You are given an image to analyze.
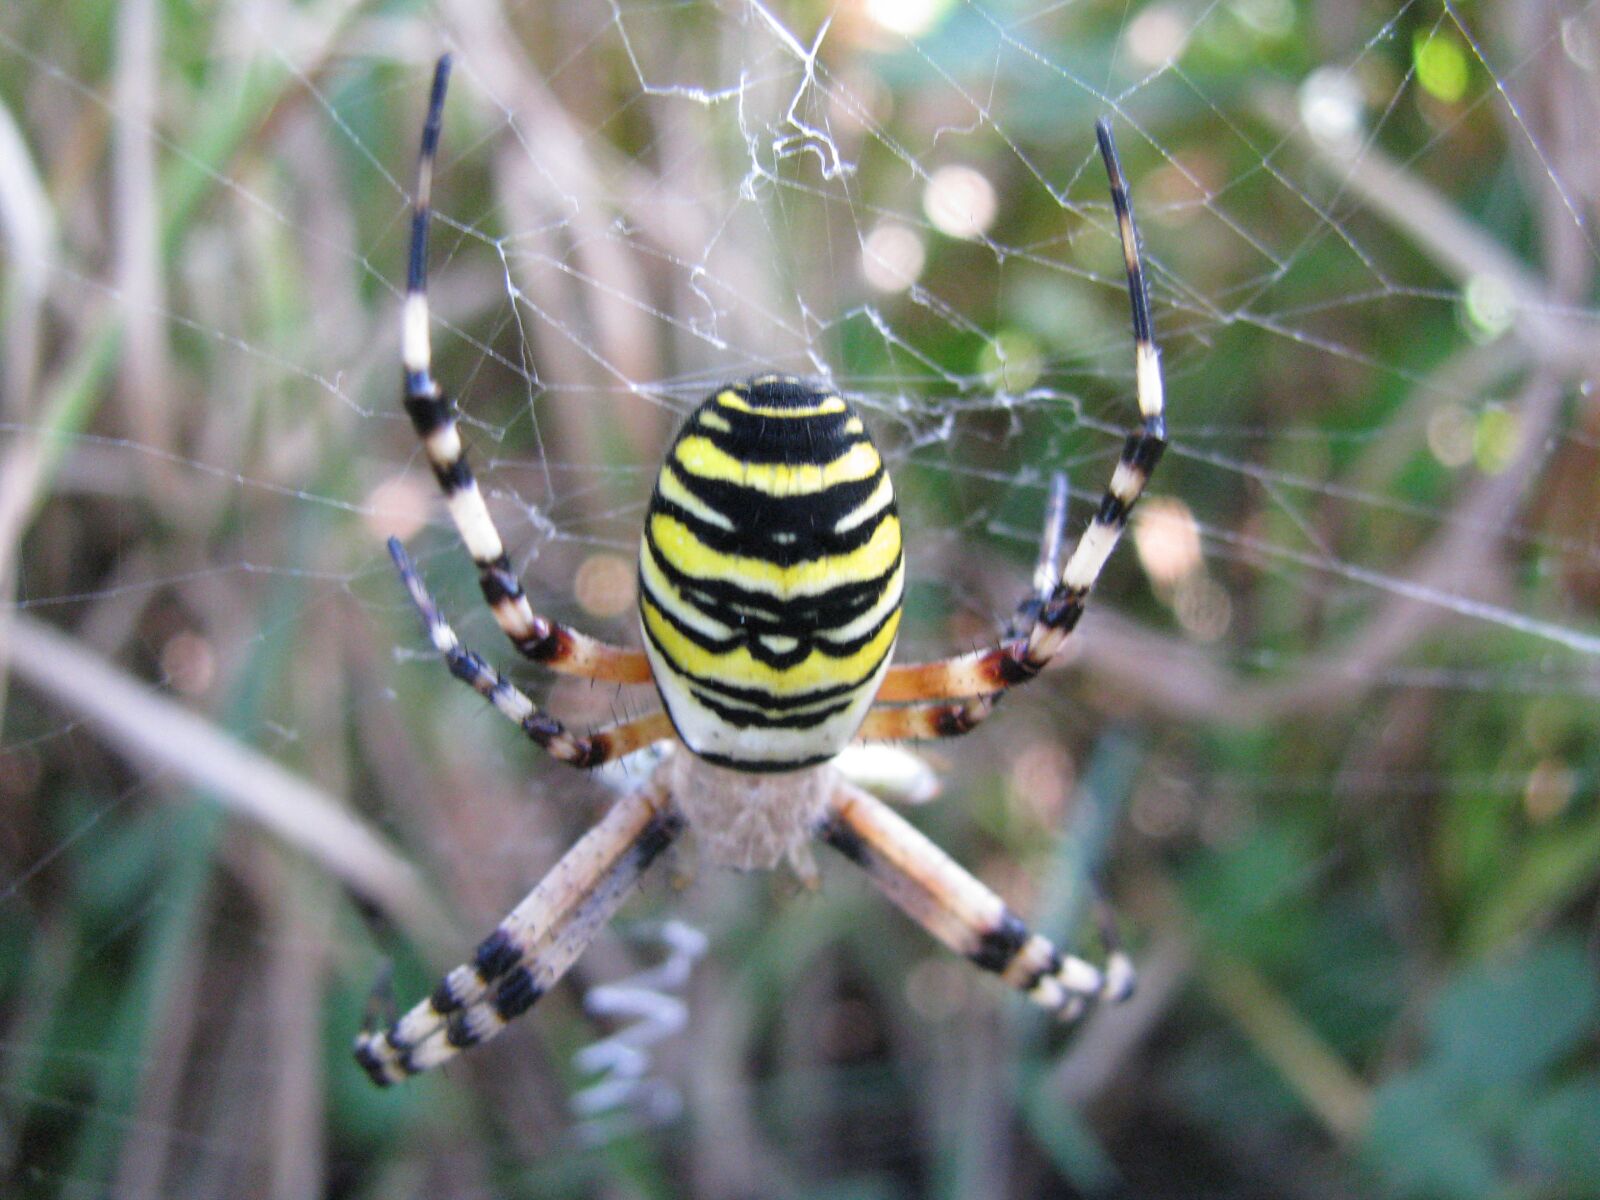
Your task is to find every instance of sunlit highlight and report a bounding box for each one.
[1426,404,1476,468]
[1125,5,1190,68]
[976,330,1042,393]
[1299,67,1364,148]
[1414,31,1470,103]
[364,474,433,543]
[922,165,997,239]
[863,0,951,37]
[1474,406,1520,475]
[1134,496,1203,589]
[161,632,217,696]
[861,221,926,292]
[1462,273,1514,343]
[575,552,636,618]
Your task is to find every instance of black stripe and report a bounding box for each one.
[969,910,1030,974]
[474,928,520,982]
[353,1041,392,1087]
[434,457,472,493]
[688,686,854,730]
[996,644,1043,685]
[653,469,893,565]
[630,810,686,871]
[641,538,902,644]
[638,605,893,712]
[687,413,863,467]
[1123,429,1166,474]
[1094,120,1153,348]
[640,581,899,672]
[725,376,836,407]
[697,747,833,772]
[664,457,888,532]
[407,212,432,293]
[1096,493,1129,529]
[446,647,489,688]
[1022,948,1065,993]
[819,814,874,866]
[444,1012,479,1049]
[429,977,464,1015]
[478,558,523,605]
[1039,588,1085,633]
[403,391,451,435]
[492,968,543,1021]
[407,55,451,293]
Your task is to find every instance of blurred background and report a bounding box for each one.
[3,0,1598,1196]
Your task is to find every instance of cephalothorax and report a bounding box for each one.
[355,55,1165,1087]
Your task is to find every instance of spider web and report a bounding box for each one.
[2,0,1599,1195]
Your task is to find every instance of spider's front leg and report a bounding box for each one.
[871,119,1167,729]
[388,537,672,768]
[816,781,1133,1019]
[355,780,684,1086]
[400,54,650,686]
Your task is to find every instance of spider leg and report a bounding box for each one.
[858,473,1063,743]
[816,781,1133,1018]
[854,695,998,742]
[390,537,673,768]
[354,780,684,1086]
[876,120,1165,713]
[401,55,650,686]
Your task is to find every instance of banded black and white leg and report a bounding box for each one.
[401,54,652,687]
[354,782,684,1086]
[871,118,1166,727]
[817,782,1134,1018]
[854,473,1068,745]
[389,537,673,769]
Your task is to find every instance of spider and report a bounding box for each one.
[354,54,1165,1087]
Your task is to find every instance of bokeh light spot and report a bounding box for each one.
[1134,496,1203,589]
[1473,405,1520,474]
[1427,404,1476,468]
[861,221,926,292]
[1461,273,1515,343]
[975,330,1042,393]
[364,473,434,544]
[161,631,217,696]
[1414,31,1470,103]
[575,553,636,618]
[922,165,997,239]
[1125,5,1190,68]
[864,0,952,38]
[1299,67,1365,148]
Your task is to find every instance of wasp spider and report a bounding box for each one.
[355,55,1164,1087]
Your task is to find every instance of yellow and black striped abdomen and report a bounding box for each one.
[639,377,904,770]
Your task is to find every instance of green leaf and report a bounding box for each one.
[1423,936,1597,1091]
[1363,1070,1498,1200]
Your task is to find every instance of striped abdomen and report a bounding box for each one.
[639,377,903,770]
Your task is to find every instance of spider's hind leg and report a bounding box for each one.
[354,781,684,1086]
[816,781,1133,1019]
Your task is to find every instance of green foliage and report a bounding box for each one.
[1363,938,1600,1199]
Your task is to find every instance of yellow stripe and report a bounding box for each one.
[673,435,881,497]
[716,389,848,419]
[641,595,900,698]
[697,409,732,433]
[648,511,900,598]
[657,466,734,530]
[639,539,903,643]
[833,471,894,534]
